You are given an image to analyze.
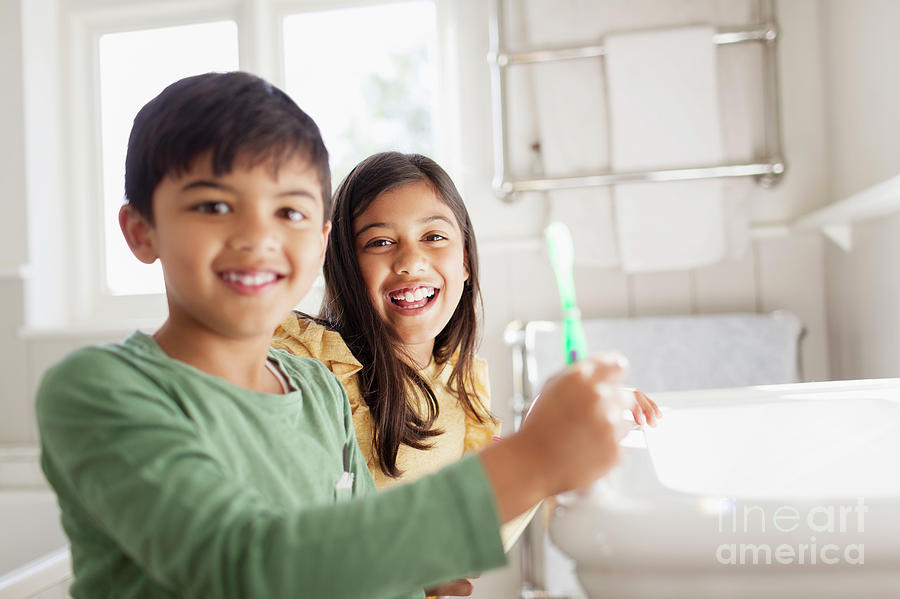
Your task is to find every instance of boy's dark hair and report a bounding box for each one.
[320,151,495,478]
[124,71,331,223]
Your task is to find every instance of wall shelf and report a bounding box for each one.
[793,173,900,251]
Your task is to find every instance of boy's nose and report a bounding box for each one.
[393,245,427,275]
[227,216,279,253]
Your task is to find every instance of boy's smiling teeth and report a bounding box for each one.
[220,270,280,287]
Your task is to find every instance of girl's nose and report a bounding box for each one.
[393,244,427,275]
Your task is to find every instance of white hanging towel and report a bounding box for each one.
[534,62,619,267]
[605,26,727,273]
[522,3,619,268]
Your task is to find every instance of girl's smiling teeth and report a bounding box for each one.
[389,286,437,309]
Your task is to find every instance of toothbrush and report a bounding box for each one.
[544,222,589,365]
[543,223,634,439]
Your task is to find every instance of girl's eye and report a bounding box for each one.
[278,207,306,223]
[423,233,447,242]
[194,201,230,215]
[365,238,393,248]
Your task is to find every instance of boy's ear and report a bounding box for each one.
[119,204,158,264]
[319,220,332,262]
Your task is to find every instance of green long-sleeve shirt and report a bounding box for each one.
[36,332,505,599]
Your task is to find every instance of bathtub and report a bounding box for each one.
[550,378,900,598]
[0,489,71,599]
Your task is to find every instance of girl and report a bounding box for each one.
[272,153,659,590]
[274,152,502,490]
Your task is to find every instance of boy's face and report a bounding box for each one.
[121,152,329,341]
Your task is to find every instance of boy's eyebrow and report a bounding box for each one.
[180,179,318,200]
[355,215,455,238]
[278,190,319,201]
[180,180,234,193]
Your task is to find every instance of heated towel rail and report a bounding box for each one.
[488,0,786,202]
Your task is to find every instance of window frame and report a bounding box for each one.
[55,0,446,329]
[64,1,243,326]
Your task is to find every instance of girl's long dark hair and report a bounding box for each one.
[321,152,495,478]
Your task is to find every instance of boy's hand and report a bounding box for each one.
[520,355,628,494]
[480,354,629,522]
[631,389,662,427]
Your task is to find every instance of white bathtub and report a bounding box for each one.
[550,378,900,598]
[0,489,71,599]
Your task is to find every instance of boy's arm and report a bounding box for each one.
[37,350,504,599]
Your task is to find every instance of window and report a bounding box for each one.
[282,2,437,184]
[57,0,441,326]
[99,21,239,296]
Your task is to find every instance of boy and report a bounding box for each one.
[36,72,627,598]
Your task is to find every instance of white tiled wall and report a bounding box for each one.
[820,0,900,382]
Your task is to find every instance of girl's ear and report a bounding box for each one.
[463,248,470,282]
[119,205,158,264]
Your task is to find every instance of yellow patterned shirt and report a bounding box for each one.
[272,314,500,490]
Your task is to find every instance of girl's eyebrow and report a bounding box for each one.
[420,215,455,227]
[355,215,455,238]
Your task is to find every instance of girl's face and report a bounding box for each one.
[352,180,468,367]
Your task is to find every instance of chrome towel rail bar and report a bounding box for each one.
[488,0,786,202]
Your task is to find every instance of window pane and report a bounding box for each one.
[283,1,437,185]
[99,21,239,296]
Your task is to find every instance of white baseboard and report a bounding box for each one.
[0,548,71,599]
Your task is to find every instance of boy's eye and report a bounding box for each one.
[194,201,231,215]
[278,207,306,223]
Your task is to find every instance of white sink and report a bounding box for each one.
[550,378,900,599]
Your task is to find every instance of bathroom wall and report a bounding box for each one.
[0,0,35,446]
[0,0,124,449]
[819,0,900,380]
